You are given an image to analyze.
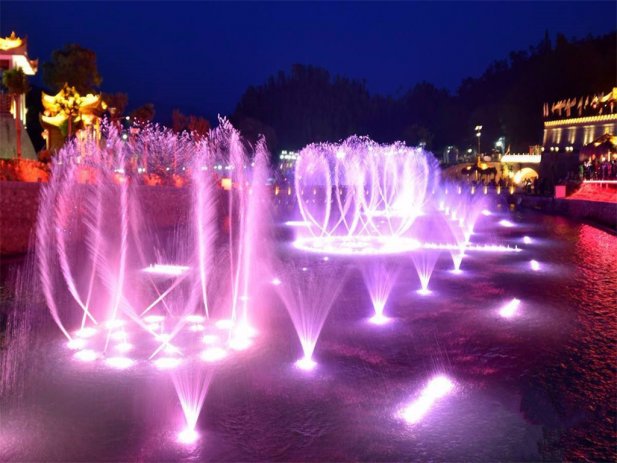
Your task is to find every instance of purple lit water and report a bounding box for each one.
[1,208,615,461]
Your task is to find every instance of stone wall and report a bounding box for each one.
[0,182,194,256]
[517,194,617,232]
[0,181,40,255]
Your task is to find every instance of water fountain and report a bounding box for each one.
[290,137,518,294]
[34,119,270,443]
[361,260,400,324]
[0,124,567,461]
[275,258,346,370]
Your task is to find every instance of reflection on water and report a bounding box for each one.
[0,210,615,461]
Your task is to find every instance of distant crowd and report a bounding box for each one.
[579,156,617,180]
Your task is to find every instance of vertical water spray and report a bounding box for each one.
[82,178,105,329]
[54,163,97,326]
[105,148,130,351]
[409,217,441,293]
[171,362,214,444]
[237,137,270,329]
[411,250,440,294]
[191,141,216,318]
[276,259,346,369]
[35,149,73,340]
[361,260,399,324]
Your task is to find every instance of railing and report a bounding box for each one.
[501,154,541,164]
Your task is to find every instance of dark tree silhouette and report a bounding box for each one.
[130,103,156,124]
[233,32,616,159]
[42,44,102,94]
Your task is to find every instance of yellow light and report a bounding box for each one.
[544,113,617,127]
[501,154,541,164]
[221,178,232,190]
[0,31,23,51]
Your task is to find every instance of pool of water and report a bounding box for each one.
[0,207,615,461]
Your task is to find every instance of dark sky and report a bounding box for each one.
[3,1,616,122]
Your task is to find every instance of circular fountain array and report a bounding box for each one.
[293,137,434,255]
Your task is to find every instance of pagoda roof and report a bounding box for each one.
[0,32,26,53]
[0,32,38,75]
[41,85,107,127]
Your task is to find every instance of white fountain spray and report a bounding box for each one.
[361,260,400,324]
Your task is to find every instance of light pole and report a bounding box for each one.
[475,125,482,156]
[495,137,505,160]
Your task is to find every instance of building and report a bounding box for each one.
[40,84,107,152]
[0,31,38,160]
[542,87,617,154]
[0,32,38,127]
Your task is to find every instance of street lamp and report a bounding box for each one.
[474,125,482,155]
[495,137,505,159]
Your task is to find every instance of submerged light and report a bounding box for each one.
[74,349,98,362]
[499,298,521,318]
[401,375,454,424]
[369,313,390,325]
[295,355,317,371]
[201,347,227,362]
[105,356,135,369]
[177,427,199,445]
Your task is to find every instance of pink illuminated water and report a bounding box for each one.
[1,117,615,462]
[30,120,271,442]
[0,212,615,461]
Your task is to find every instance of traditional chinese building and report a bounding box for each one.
[40,84,107,152]
[0,32,38,126]
[542,87,617,153]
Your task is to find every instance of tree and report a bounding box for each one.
[403,124,433,148]
[171,109,188,133]
[234,116,278,154]
[103,92,128,118]
[42,44,102,94]
[187,115,210,139]
[234,64,372,153]
[130,103,156,124]
[172,109,210,139]
[2,67,30,159]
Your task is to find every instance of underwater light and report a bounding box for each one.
[177,427,199,445]
[401,375,454,424]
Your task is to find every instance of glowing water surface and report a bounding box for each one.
[0,212,615,462]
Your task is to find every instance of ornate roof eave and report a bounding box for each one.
[41,113,69,127]
[42,87,106,114]
[29,58,38,74]
[0,32,25,53]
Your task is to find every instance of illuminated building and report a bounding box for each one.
[0,31,38,127]
[0,31,38,160]
[40,84,107,152]
[542,87,617,153]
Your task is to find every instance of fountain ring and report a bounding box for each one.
[292,235,421,256]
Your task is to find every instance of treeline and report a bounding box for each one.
[233,31,616,159]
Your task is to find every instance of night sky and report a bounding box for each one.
[3,1,616,122]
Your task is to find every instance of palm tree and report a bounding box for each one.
[2,68,30,160]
